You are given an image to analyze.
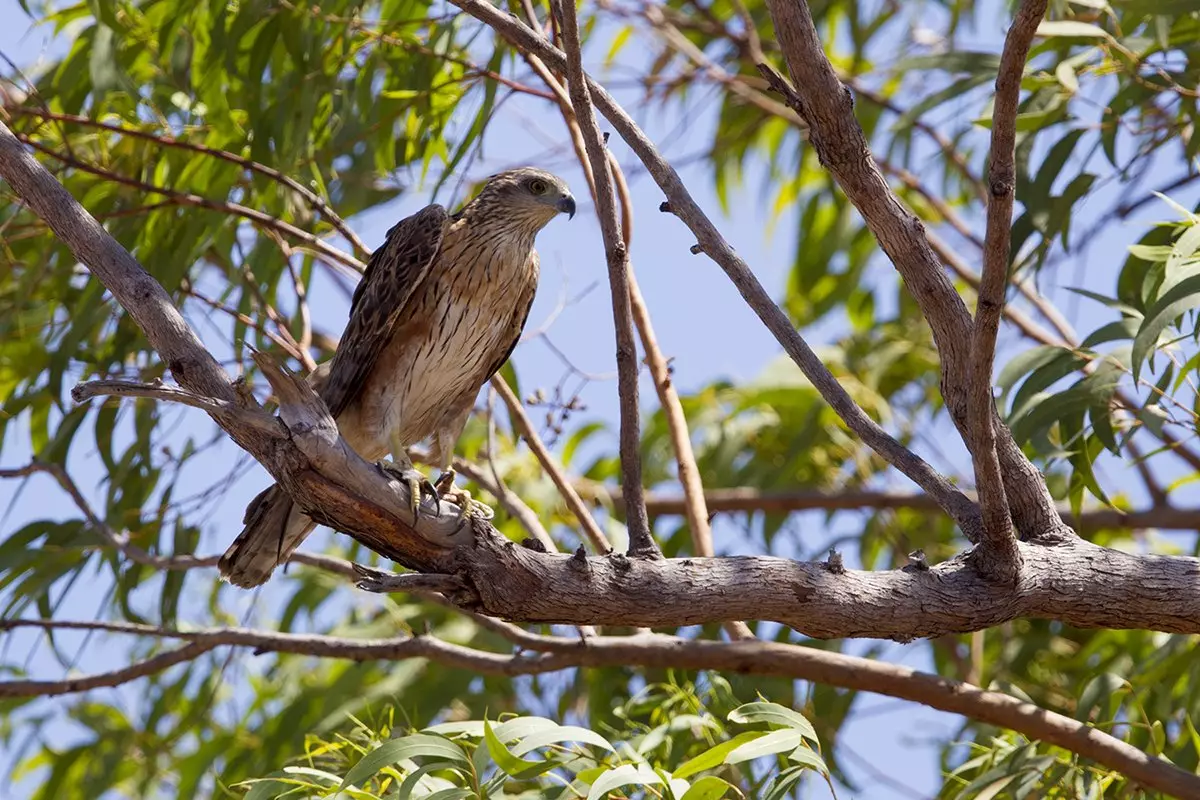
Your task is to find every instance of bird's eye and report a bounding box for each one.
[528,178,548,194]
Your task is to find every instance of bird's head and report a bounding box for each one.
[472,167,576,229]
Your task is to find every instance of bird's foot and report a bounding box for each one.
[376,459,438,519]
[434,469,495,521]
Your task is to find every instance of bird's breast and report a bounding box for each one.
[364,231,538,450]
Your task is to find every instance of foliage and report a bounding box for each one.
[1,0,1199,797]
[226,690,828,799]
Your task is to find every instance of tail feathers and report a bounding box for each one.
[218,484,316,588]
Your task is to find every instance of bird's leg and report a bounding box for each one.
[433,468,495,522]
[375,437,437,519]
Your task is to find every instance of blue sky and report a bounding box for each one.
[2,0,1196,797]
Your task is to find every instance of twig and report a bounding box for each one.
[594,485,1200,531]
[352,565,472,596]
[12,131,364,273]
[491,375,611,553]
[2,620,1197,798]
[549,0,656,559]
[0,121,235,401]
[966,0,1047,578]
[0,641,215,699]
[70,379,280,437]
[284,255,315,365]
[182,281,310,367]
[6,108,371,256]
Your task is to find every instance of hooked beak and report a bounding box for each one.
[556,193,577,219]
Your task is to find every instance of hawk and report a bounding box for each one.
[218,167,575,588]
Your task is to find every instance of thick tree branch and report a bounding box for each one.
[42,371,1200,646]
[452,533,1200,638]
[965,0,1048,578]
[755,1,1066,544]
[3,619,1197,798]
[449,0,981,540]
[550,0,656,559]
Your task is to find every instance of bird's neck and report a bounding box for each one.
[457,202,546,251]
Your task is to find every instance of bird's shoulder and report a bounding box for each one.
[349,203,450,316]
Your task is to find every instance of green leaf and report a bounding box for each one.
[491,716,559,743]
[1077,673,1127,722]
[1080,319,1139,348]
[673,732,766,779]
[1036,20,1111,38]
[511,724,616,755]
[1009,349,1090,421]
[424,790,473,800]
[339,734,469,789]
[727,702,818,743]
[680,775,736,800]
[484,719,552,779]
[997,346,1068,403]
[786,744,828,773]
[1151,719,1167,754]
[396,762,453,798]
[726,728,804,764]
[1132,273,1200,381]
[423,721,485,738]
[586,764,663,800]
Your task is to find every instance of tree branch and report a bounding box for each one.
[966,0,1048,579]
[448,0,981,540]
[454,533,1200,638]
[755,0,1067,544]
[3,618,1196,797]
[549,0,656,559]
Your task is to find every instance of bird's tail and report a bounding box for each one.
[218,484,316,588]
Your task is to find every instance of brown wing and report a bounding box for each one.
[320,203,448,419]
[480,250,540,384]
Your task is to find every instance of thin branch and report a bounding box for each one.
[517,23,743,634]
[181,281,311,367]
[3,619,1197,798]
[11,130,364,273]
[491,375,612,553]
[70,379,280,437]
[966,0,1047,578]
[549,0,656,559]
[449,0,981,540]
[596,484,1200,531]
[613,169,717,556]
[0,120,235,401]
[7,107,371,256]
[0,641,216,699]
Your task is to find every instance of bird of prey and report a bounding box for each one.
[218,167,575,588]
